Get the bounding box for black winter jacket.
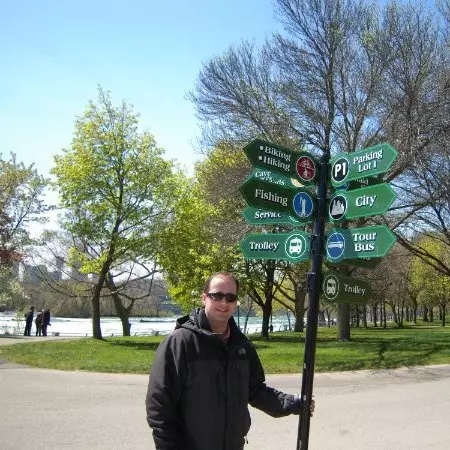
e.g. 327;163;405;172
146;308;300;450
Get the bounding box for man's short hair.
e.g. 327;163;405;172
203;272;240;294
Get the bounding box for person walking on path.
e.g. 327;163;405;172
146;271;313;450
35;310;43;336
41;309;51;336
23;306;35;336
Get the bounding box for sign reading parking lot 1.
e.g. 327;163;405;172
330;143;398;187
325;225;396;262
239;231;310;262
322;273;372;304
244;139;318;185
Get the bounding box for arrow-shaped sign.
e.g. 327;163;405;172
325;225;396;262
244;139;318;185
330;143;398;187
322;273;372;304
246;168;301;189
328;183;397;222
242;207;301;225
239;178;316;223
240;231;310;262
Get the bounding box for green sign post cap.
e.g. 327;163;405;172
330;143;398;187
243;139;318;185
239;231;310;262
322;273;372;304
328;183;397;222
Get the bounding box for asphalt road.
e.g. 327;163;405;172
1;337;450;449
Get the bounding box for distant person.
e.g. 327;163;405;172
35;310;43;336
41;309;51;336
146;271;314;450
269;323;274;333
23;306;35;336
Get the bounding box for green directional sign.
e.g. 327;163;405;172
322;273;372;304
239;178;316;223
330;257;382;269
240;231;310;262
242;207;301;225
247;168;300;189
328;183;397;222
334;175;383;191
325;225;396;262
330;143;398;187
244;139;318;185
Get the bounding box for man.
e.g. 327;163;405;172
23;306;35;336
41;309;51;336
146;272;312;450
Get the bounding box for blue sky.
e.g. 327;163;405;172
1;0;281;178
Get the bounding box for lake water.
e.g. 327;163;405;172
0;312;294;337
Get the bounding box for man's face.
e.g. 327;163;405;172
202;275;238;329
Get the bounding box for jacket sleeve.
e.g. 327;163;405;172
145;333;187;449
247;342;301;417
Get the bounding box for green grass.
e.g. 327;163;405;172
1;325;450;374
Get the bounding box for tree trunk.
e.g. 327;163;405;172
337;303;350;341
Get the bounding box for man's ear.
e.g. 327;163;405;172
201;293;207;306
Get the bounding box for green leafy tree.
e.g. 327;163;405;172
0;153;50;307
51;88;186;339
411;236;450;326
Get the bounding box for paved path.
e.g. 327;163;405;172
1;337;450;449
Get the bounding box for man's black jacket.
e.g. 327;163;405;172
146;307;300;450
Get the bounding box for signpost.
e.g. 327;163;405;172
238;138;398;450
239;231;310;262
328;183;397;222
244;139;318;185
240;177;316;223
330;143;398;187
322;273;372;304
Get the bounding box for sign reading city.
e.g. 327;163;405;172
244;139;318;185
328;183;397;222
330;143;398;187
239;231;310;262
322;273;372;304
242;206;301;225
240;178;316;223
325;225;396;262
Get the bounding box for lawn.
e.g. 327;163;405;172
1;325;450;374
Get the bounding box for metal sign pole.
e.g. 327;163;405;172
296;151;330;450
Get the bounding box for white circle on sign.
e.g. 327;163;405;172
331;157;349;183
329;195;347;221
323;274;339;300
285;234;307;260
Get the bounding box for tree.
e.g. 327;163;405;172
51;88;186;339
0;153;50;306
411;236;450;326
189;0;448;340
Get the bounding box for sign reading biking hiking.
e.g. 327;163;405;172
330;143;398;187
244;139;318;185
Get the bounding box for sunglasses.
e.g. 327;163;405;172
206;292;238;303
